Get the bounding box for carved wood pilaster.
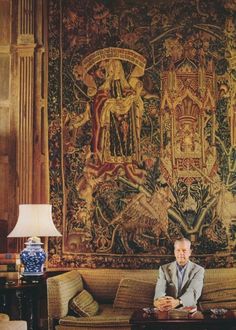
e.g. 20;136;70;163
16;45;35;204
15;0;49;205
12;0;35;206
17;0;34;44
7;0;48;251
9;0;35;251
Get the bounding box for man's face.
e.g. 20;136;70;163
174;241;191;266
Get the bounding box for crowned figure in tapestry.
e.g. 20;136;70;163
48;0;236;269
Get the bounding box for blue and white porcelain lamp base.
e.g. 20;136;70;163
20;237;46;277
7;204;62;279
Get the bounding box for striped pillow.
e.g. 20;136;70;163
69;290;99;317
113;278;155;309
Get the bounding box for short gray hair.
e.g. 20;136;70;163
174;237;191;249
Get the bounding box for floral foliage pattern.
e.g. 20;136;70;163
48;0;236;269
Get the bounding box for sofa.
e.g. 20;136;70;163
0;313;27;330
47;267;236;330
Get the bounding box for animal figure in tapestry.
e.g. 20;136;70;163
96;186;174;254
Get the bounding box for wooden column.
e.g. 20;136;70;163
0;0;11;231
13;0;49;208
3;0;49;252
16;0;35;205
7;0;35;251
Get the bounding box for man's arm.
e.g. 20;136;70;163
154;267;181;310
179;266;205;306
153;266;180;310
154;296;180;310
153;266;167;301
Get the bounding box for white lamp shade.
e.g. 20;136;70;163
8;204;62;237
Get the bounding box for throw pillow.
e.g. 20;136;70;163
69;289;99;317
113;278;155;309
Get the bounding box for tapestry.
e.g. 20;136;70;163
47;0;236;269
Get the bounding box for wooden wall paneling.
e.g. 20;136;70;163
33;0;49;204
0;105;10;157
6;0;48;251
7;0;36;251
0;53;10;101
0;220;8;252
0;0;10;45
0;156;9;221
33;0;50;269
7;0;19;251
0;0;11;245
7;0;49;250
0;107;10;222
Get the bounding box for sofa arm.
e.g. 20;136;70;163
47;270;83;328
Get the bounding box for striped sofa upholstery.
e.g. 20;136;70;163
47;267;236;330
200;268;236;310
47;269;157;330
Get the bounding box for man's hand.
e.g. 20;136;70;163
154;296;180;311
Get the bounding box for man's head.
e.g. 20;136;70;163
174;237;192;266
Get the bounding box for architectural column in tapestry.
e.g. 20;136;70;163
157;24;236;250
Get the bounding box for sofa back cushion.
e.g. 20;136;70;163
200;277;236;310
113;278;156;309
59;304;131;328
78;268;158;303
201;280;236;301
203;268;236;284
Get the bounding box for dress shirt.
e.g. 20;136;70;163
176;262;188;296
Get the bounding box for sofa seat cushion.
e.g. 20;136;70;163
59;304;133;327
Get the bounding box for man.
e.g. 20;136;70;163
153;237;204;311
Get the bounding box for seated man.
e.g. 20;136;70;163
154;237;204;311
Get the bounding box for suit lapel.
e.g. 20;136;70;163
169;261;178;292
168;261;195;296
181;261;193;291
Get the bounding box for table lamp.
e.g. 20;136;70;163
8;204;61;278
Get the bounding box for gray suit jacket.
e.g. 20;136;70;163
154;260;204;306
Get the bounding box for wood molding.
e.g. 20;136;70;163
0;46;10;53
